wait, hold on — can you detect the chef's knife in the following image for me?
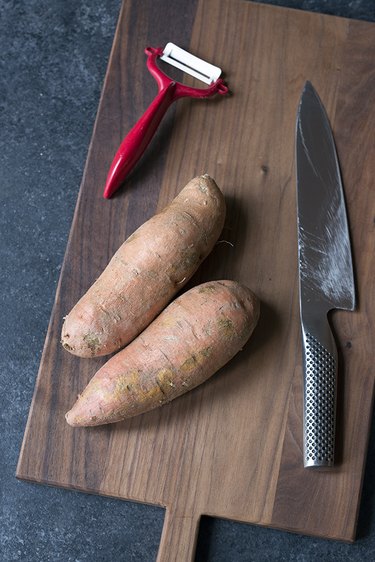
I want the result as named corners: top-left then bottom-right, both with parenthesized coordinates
top-left (296, 81), bottom-right (356, 468)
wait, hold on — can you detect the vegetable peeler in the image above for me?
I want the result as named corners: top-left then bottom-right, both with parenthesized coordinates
top-left (103, 42), bottom-right (228, 198)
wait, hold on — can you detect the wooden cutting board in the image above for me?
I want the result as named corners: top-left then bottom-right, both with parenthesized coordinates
top-left (17, 0), bottom-right (375, 560)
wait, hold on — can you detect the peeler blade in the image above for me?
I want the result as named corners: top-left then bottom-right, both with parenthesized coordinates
top-left (160, 42), bottom-right (222, 85)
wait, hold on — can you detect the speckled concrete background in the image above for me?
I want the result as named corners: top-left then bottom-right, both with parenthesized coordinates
top-left (1, 1), bottom-right (374, 561)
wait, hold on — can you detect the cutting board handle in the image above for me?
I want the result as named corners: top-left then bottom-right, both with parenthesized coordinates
top-left (156, 508), bottom-right (201, 562)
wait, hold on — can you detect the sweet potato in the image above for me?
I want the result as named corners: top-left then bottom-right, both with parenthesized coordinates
top-left (65, 280), bottom-right (259, 426)
top-left (61, 175), bottom-right (225, 358)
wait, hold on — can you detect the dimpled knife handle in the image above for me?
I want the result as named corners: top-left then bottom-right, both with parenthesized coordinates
top-left (302, 331), bottom-right (337, 468)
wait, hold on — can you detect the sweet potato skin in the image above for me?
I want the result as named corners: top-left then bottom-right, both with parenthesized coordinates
top-left (61, 175), bottom-right (225, 358)
top-left (65, 280), bottom-right (260, 426)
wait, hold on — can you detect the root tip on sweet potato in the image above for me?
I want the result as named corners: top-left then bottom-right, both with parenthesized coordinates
top-left (65, 407), bottom-right (89, 427)
top-left (65, 410), bottom-right (75, 426)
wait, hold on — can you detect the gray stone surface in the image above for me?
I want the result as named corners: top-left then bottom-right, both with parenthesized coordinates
top-left (1, 1), bottom-right (374, 561)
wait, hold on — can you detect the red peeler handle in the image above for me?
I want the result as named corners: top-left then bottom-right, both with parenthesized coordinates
top-left (103, 47), bottom-right (228, 199)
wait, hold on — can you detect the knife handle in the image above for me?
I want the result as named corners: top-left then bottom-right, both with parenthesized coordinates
top-left (301, 320), bottom-right (337, 468)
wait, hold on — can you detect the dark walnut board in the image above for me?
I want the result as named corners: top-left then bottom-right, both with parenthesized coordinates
top-left (17, 0), bottom-right (375, 560)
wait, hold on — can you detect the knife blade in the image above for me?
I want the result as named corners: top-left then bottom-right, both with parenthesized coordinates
top-left (296, 81), bottom-right (356, 468)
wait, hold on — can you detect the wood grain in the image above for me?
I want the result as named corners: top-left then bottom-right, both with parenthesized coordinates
top-left (17, 1), bottom-right (375, 560)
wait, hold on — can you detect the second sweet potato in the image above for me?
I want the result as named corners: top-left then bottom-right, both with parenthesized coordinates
top-left (66, 280), bottom-right (260, 426)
